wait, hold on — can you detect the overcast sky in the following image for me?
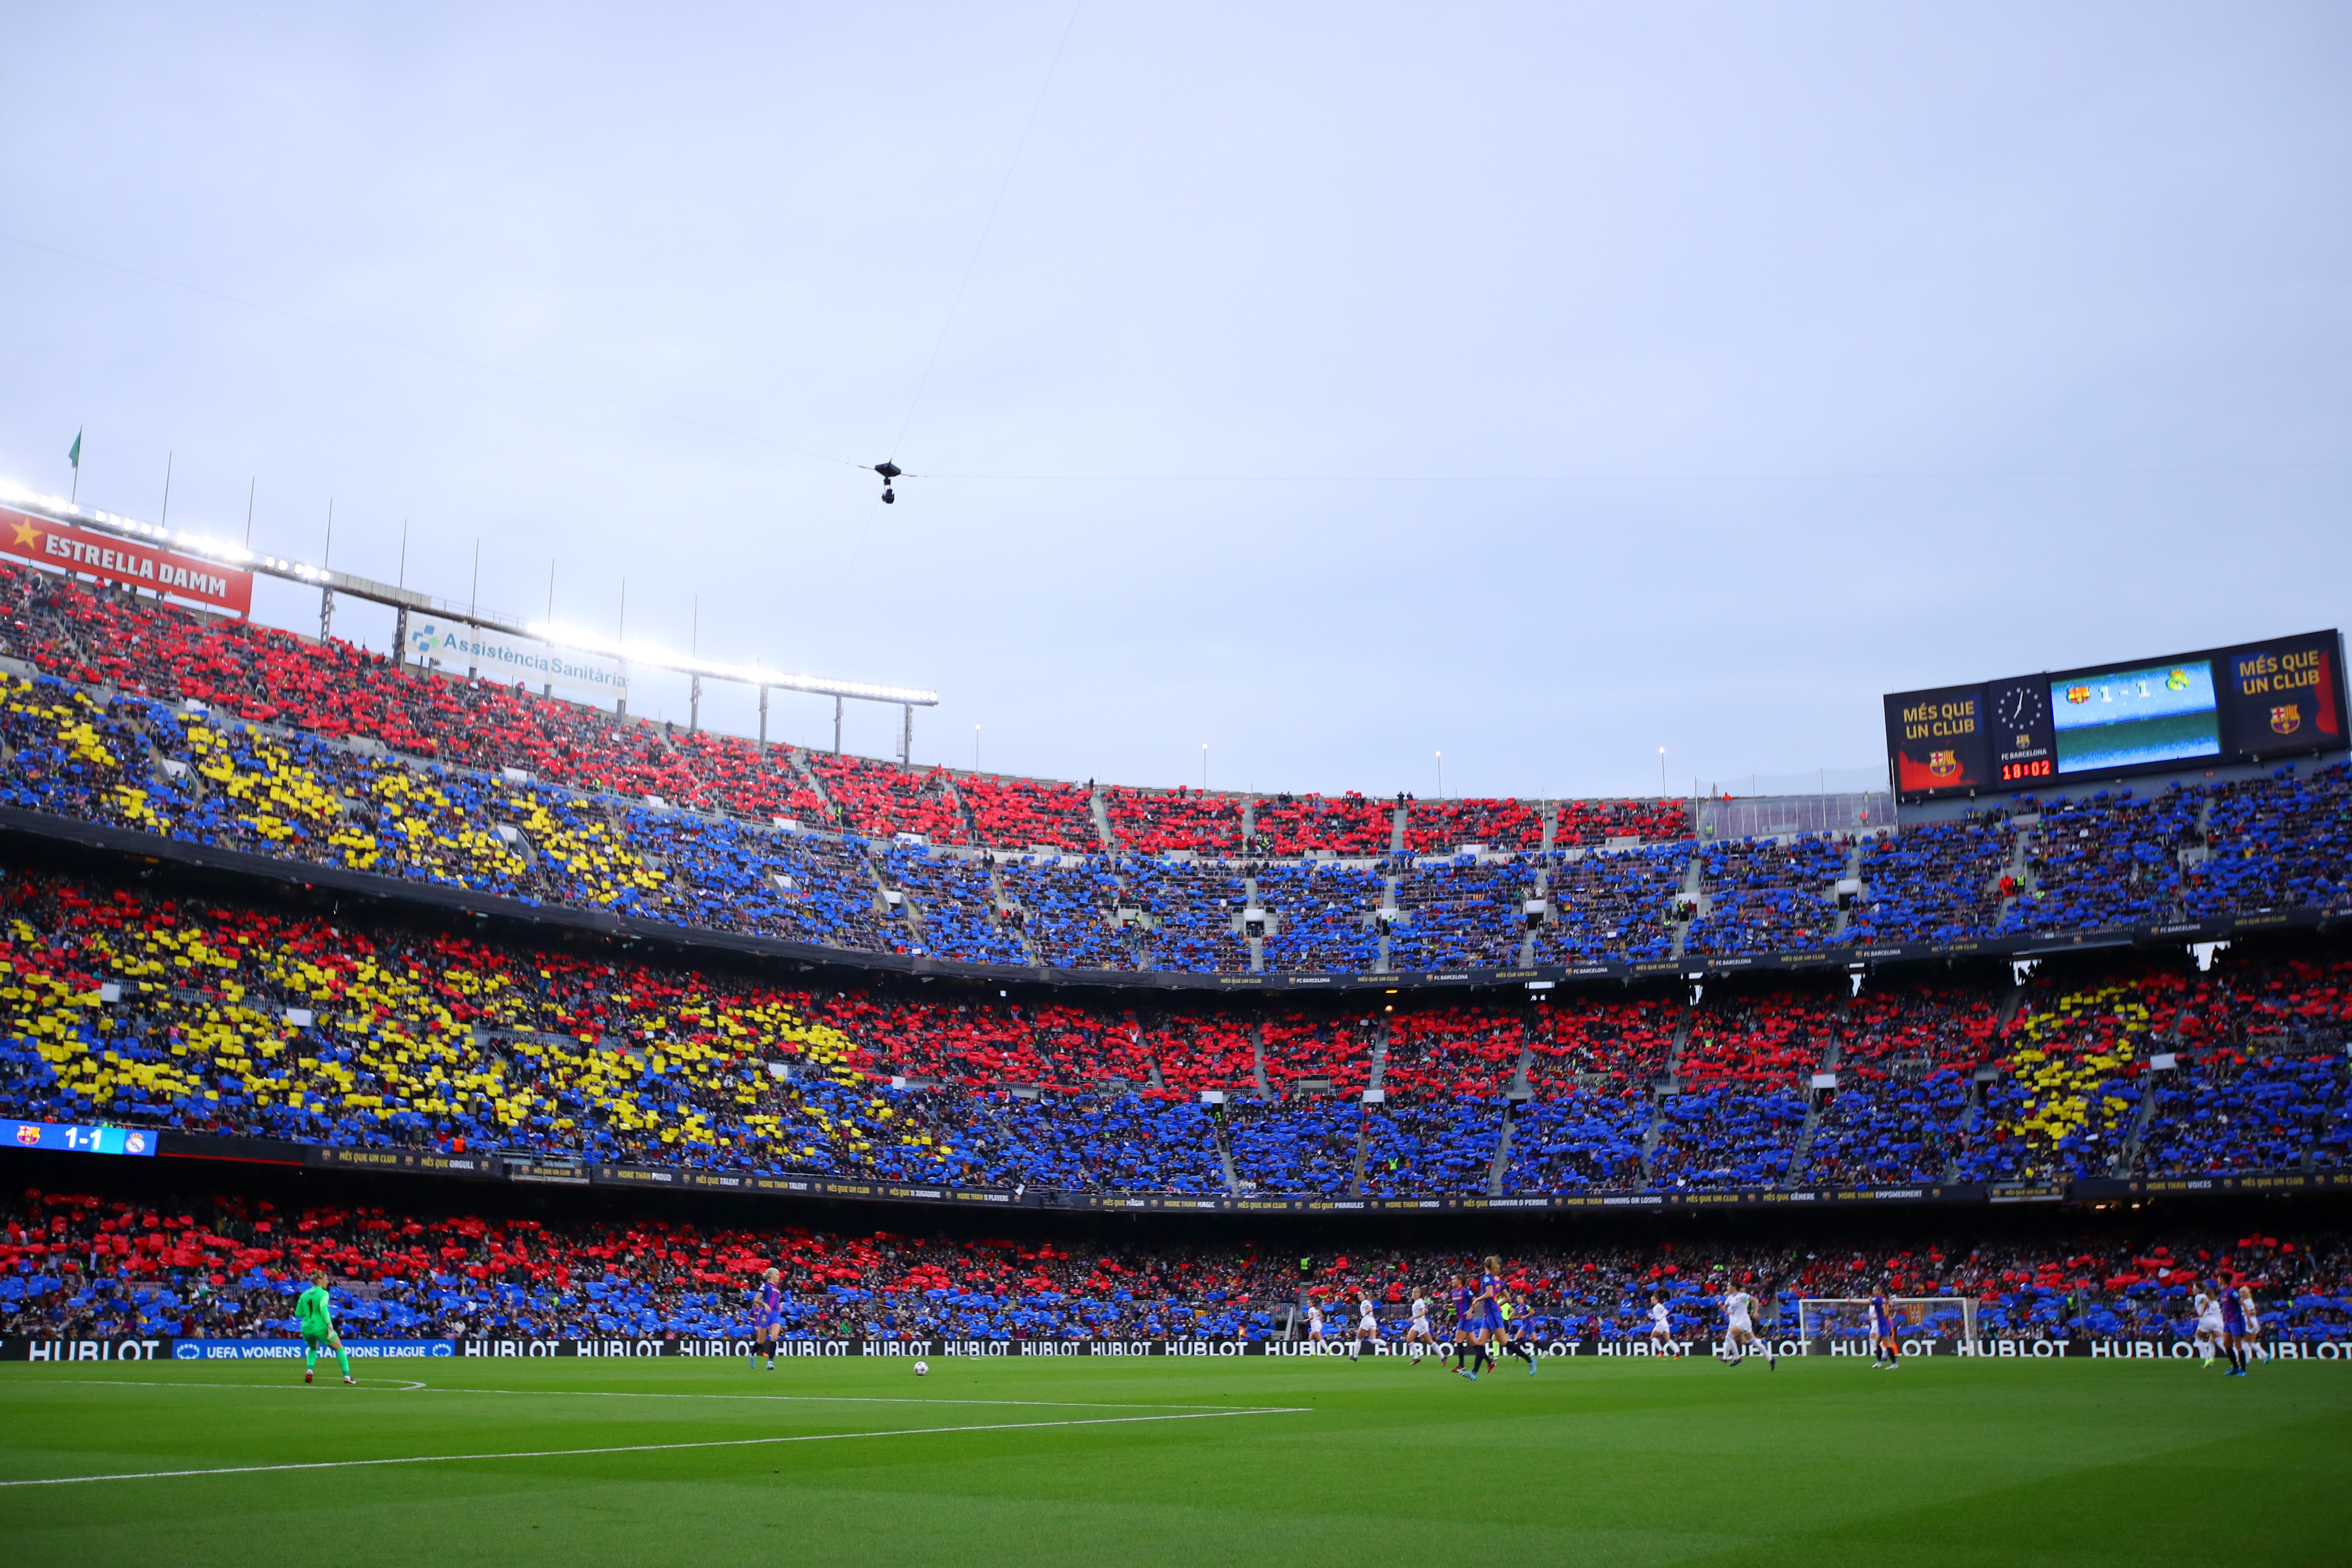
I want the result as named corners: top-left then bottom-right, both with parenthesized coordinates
top-left (3, 3), bottom-right (2346, 801)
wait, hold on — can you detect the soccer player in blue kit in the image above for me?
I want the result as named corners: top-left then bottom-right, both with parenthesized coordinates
top-left (1484, 1255), bottom-right (1539, 1375)
top-left (1449, 1274), bottom-right (1489, 1380)
top-left (2220, 1277), bottom-right (2252, 1376)
top-left (750, 1266), bottom-right (784, 1369)
top-left (1869, 1288), bottom-right (1900, 1370)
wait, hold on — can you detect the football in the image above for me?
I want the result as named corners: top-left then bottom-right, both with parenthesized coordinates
top-left (913, 1360), bottom-right (929, 1377)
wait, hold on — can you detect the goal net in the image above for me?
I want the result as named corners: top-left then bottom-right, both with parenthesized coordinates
top-left (1798, 1297), bottom-right (1977, 1341)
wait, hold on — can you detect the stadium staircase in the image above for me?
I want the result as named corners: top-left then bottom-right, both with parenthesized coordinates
top-left (1539, 800), bottom-right (1558, 852)
top-left (1662, 1000), bottom-right (1696, 1091)
top-left (1668, 857), bottom-right (1705, 960)
top-left (1519, 863), bottom-right (1547, 966)
top-left (985, 857), bottom-right (1045, 967)
top-left (861, 848), bottom-right (910, 944)
top-left (1831, 838), bottom-right (1865, 939)
top-left (1250, 1021), bottom-right (1272, 1098)
top-left (1997, 817), bottom-right (2037, 925)
top-left (1485, 1109), bottom-right (1514, 1196)
top-left (787, 748), bottom-right (835, 823)
top-left (1637, 1100), bottom-right (1668, 1183)
top-left (1638, 1004), bottom-right (1699, 1180)
top-left (1089, 787), bottom-right (1117, 853)
top-left (1388, 802), bottom-right (1407, 856)
top-left (1783, 996), bottom-right (1847, 1186)
top-left (1505, 1038), bottom-right (1535, 1099)
top-left (1243, 870), bottom-right (1265, 974)
top-left (1208, 1113), bottom-right (1243, 1194)
top-left (2112, 999), bottom-right (2192, 1176)
top-left (2114, 1075), bottom-right (2160, 1178)
top-left (940, 775), bottom-right (979, 843)
top-left (1374, 872), bottom-right (1400, 974)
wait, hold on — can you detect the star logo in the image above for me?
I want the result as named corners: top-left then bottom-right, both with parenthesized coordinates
top-left (9, 518), bottom-right (40, 550)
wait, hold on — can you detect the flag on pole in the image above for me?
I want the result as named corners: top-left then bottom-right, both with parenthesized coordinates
top-left (67, 431), bottom-right (81, 470)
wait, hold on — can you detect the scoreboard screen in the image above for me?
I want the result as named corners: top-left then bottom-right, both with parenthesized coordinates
top-left (1886, 630), bottom-right (2346, 801)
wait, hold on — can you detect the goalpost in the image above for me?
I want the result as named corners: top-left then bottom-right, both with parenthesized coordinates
top-left (1799, 1297), bottom-right (1977, 1342)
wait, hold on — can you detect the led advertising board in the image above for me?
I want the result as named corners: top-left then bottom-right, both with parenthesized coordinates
top-left (1886, 631), bottom-right (2345, 802)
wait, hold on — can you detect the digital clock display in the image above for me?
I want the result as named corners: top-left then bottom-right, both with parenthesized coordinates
top-left (1989, 677), bottom-right (2054, 777)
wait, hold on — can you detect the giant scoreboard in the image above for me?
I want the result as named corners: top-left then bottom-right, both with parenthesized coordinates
top-left (1884, 629), bottom-right (2347, 803)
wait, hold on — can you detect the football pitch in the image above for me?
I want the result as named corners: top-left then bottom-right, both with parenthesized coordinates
top-left (3, 1355), bottom-right (2347, 1566)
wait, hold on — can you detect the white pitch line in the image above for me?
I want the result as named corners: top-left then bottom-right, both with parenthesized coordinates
top-left (51, 1379), bottom-right (1249, 1412)
top-left (0, 1406), bottom-right (1310, 1488)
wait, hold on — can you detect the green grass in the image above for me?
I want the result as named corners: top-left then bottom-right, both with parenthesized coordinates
top-left (2, 1354), bottom-right (2347, 1566)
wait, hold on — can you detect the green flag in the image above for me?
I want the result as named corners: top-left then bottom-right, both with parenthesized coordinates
top-left (67, 430), bottom-right (80, 469)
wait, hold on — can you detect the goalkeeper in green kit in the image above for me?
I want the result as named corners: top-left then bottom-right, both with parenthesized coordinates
top-left (295, 1270), bottom-right (355, 1386)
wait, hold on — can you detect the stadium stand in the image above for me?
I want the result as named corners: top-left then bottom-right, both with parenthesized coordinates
top-left (6, 558), bottom-right (2352, 1223)
top-left (2, 581), bottom-right (2350, 981)
top-left (0, 858), bottom-right (2342, 1201)
top-left (1102, 786), bottom-right (1241, 856)
top-left (7, 1184), bottom-right (2346, 1347)
top-left (1404, 796), bottom-right (1543, 855)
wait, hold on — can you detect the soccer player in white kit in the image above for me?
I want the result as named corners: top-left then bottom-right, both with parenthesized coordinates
top-left (1351, 1294), bottom-right (1378, 1361)
top-left (1720, 1286), bottom-right (1776, 1369)
top-left (2237, 1285), bottom-right (2266, 1365)
top-left (2193, 1290), bottom-right (2224, 1368)
top-left (1648, 1293), bottom-right (1680, 1358)
top-left (1405, 1293), bottom-right (1435, 1365)
top-left (1305, 1301), bottom-right (1326, 1353)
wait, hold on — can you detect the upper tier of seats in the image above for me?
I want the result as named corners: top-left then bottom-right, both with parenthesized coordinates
top-left (1, 564), bottom-right (2347, 983)
top-left (0, 864), bottom-right (2342, 1199)
top-left (1, 564), bottom-right (1677, 855)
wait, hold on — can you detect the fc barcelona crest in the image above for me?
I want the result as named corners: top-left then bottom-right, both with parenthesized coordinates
top-left (2270, 704), bottom-right (2301, 736)
top-left (1928, 750), bottom-right (1960, 779)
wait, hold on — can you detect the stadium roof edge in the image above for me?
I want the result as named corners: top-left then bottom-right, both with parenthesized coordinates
top-left (0, 477), bottom-right (940, 707)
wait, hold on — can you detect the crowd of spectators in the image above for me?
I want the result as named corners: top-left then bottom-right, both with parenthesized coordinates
top-left (9, 1183), bottom-right (2350, 1346)
top-left (1684, 834), bottom-right (1849, 955)
top-left (1533, 846), bottom-right (1689, 965)
top-left (1846, 820), bottom-right (2013, 944)
top-left (0, 849), bottom-right (2345, 1200)
top-left (13, 566), bottom-right (2352, 977)
top-left (1404, 797), bottom-right (1543, 855)
top-left (1386, 855), bottom-right (1536, 970)
top-left (1102, 787), bottom-right (1241, 856)
top-left (1251, 792), bottom-right (1393, 857)
top-left (3, 644), bottom-right (2349, 979)
top-left (1256, 861), bottom-right (1382, 972)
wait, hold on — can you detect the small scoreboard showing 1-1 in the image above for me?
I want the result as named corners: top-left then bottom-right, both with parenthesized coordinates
top-left (1885, 629), bottom-right (2348, 802)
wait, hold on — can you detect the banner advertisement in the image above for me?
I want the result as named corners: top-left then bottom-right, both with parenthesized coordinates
top-left (0, 507), bottom-right (254, 618)
top-left (168, 1339), bottom-right (457, 1360)
top-left (2218, 630), bottom-right (2345, 754)
top-left (1883, 683), bottom-right (1989, 794)
top-left (4, 1336), bottom-right (2341, 1363)
top-left (404, 618), bottom-right (629, 696)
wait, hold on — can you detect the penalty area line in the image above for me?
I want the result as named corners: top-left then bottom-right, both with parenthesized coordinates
top-left (0, 1405), bottom-right (1311, 1488)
